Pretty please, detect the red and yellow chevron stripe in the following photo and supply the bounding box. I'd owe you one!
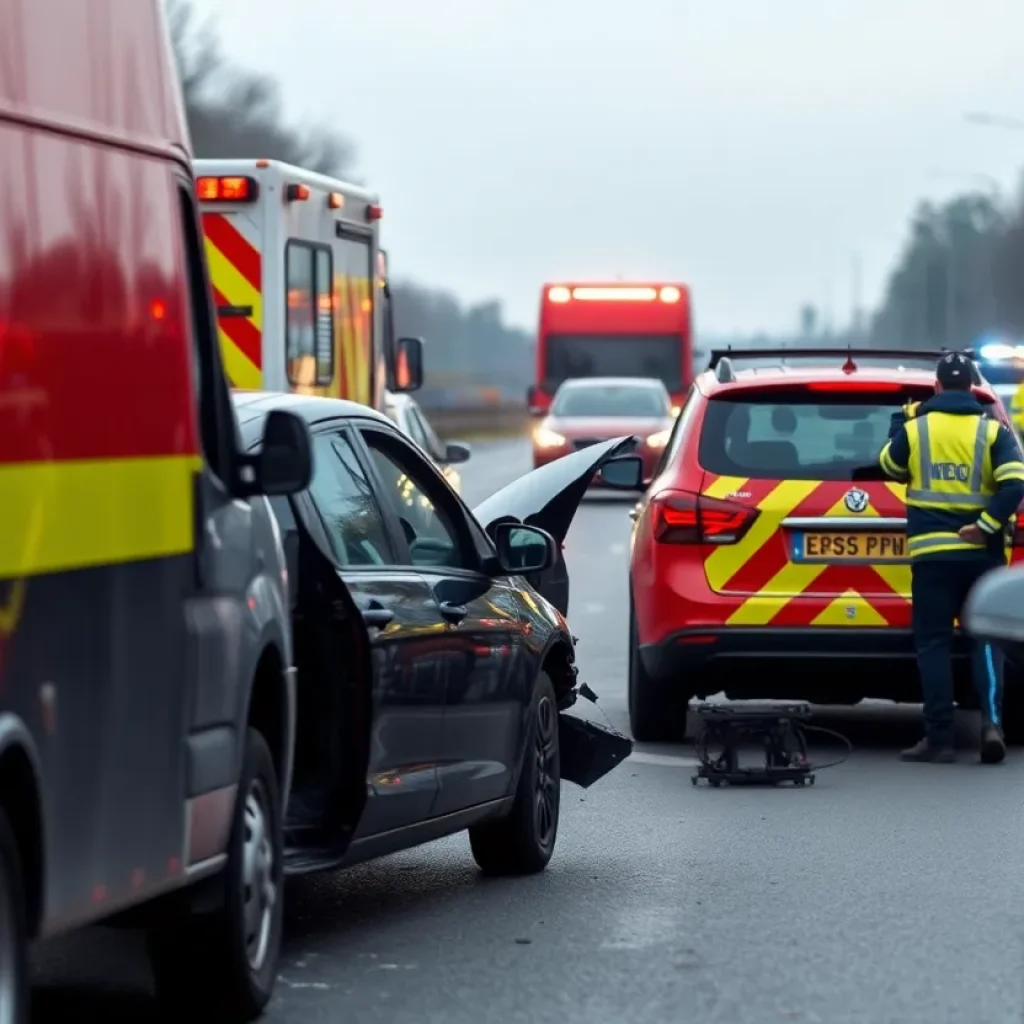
[202,212,262,390]
[699,475,911,629]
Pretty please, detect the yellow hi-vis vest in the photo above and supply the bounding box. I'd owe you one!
[905,412,998,512]
[1011,382,1024,432]
[904,412,1005,559]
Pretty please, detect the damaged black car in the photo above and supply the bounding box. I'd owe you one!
[233,391,637,880]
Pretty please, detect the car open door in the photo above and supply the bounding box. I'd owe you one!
[471,437,639,613]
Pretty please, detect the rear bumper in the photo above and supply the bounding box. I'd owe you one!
[640,626,976,700]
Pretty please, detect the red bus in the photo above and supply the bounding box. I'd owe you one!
[527,282,694,415]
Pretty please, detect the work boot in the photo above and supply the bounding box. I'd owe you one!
[900,738,956,763]
[979,723,1006,765]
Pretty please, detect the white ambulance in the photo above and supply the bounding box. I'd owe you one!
[194,158,421,407]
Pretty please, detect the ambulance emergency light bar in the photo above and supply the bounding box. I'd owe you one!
[547,285,682,304]
[196,175,259,202]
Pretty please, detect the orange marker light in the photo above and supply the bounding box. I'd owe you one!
[287,183,311,201]
[328,191,345,209]
[196,176,219,201]
[219,177,251,200]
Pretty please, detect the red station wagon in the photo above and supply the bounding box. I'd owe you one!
[624,348,1024,743]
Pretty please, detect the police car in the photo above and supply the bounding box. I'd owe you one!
[977,342,1024,439]
[619,347,1024,743]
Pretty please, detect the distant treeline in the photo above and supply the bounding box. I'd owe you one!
[867,168,1024,350]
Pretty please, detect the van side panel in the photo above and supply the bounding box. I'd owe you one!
[0,0,189,155]
[0,115,197,927]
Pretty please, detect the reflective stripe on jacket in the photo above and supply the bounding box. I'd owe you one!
[1011,383,1024,431]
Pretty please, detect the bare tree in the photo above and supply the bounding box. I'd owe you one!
[166,0,356,176]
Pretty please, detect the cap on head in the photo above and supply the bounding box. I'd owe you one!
[935,352,972,390]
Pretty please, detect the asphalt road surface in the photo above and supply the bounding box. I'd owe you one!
[31,438,1024,1023]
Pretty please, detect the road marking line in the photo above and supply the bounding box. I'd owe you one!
[609,542,626,555]
[627,751,698,768]
[583,602,605,613]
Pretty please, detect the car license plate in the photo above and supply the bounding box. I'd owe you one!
[791,531,906,562]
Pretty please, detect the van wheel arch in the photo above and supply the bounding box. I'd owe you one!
[0,740,44,938]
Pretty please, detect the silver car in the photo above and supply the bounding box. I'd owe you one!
[383,391,471,493]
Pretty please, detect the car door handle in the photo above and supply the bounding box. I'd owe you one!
[439,601,468,625]
[360,605,395,627]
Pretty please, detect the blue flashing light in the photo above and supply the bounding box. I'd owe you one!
[980,342,1018,361]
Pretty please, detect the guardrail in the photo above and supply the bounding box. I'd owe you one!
[420,404,530,439]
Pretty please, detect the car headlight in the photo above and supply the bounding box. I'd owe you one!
[646,429,671,448]
[534,426,566,448]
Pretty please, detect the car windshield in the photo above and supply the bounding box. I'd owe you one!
[698,389,998,481]
[552,384,668,418]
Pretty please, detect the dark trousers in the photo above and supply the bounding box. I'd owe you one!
[911,558,1005,746]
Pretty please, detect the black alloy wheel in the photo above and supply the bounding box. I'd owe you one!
[468,672,561,875]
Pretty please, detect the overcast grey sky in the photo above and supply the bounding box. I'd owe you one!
[201,0,1024,336]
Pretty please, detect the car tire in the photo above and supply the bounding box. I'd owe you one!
[1001,659,1024,745]
[469,672,560,876]
[628,598,686,743]
[0,807,29,1024]
[147,728,284,1022]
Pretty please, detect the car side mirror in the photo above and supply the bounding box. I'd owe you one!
[443,441,472,464]
[964,566,1024,645]
[526,385,544,417]
[491,522,557,575]
[242,409,313,497]
[596,454,645,491]
[392,336,424,393]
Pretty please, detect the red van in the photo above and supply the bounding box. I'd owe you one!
[0,1,314,1019]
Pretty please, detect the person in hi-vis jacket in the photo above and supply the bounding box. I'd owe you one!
[880,353,1024,764]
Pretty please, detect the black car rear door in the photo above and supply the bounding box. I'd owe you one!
[352,422,528,815]
[296,424,446,836]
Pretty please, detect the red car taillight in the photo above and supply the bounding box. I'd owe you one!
[651,490,758,544]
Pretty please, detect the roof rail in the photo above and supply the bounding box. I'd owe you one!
[705,346,983,386]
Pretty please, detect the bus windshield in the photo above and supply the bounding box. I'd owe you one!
[543,332,683,391]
